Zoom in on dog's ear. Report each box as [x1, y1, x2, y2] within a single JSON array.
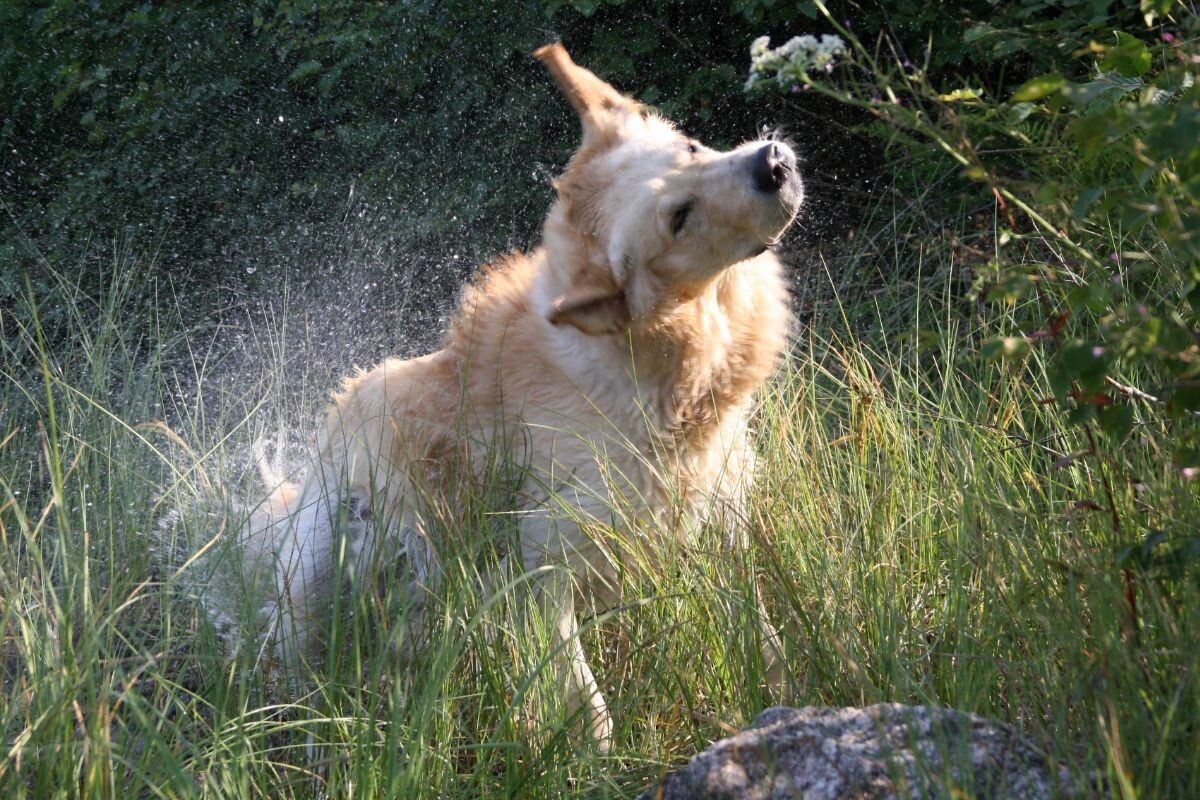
[[534, 43, 637, 146], [548, 280, 630, 336]]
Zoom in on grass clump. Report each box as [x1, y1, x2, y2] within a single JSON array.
[[2, 203, 1198, 799]]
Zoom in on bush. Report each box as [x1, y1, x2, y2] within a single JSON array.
[[744, 0, 1200, 582], [1, 1, 813, 296]]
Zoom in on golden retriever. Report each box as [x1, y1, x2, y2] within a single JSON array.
[[227, 43, 801, 749]]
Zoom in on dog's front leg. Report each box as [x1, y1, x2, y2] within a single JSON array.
[[721, 515, 787, 694], [520, 506, 613, 750], [720, 520, 787, 695], [705, 463, 788, 697], [532, 566, 613, 752]]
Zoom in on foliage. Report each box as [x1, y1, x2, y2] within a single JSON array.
[[745, 2, 1200, 466], [3, 1, 1200, 797], [0, 0, 782, 303], [744, 5, 1200, 732], [1, 1, 540, 284], [732, 0, 1147, 75]]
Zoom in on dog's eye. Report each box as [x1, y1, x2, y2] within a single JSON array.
[[671, 201, 693, 235], [687, 141, 699, 154]]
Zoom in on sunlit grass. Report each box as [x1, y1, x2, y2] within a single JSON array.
[[2, 221, 1198, 798]]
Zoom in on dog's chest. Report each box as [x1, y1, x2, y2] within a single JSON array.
[[531, 352, 744, 513]]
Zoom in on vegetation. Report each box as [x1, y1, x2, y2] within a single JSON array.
[[0, 0, 796, 304], [2, 1, 1198, 798], [748, 0, 1200, 460]]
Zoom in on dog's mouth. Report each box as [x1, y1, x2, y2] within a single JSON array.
[[755, 187, 803, 251], [779, 172, 804, 214]]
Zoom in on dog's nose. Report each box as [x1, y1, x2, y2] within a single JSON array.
[[752, 142, 794, 193]]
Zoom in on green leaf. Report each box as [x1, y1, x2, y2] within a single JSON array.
[[1098, 404, 1135, 442], [317, 65, 343, 98], [1061, 342, 1109, 390], [981, 336, 1030, 361], [1067, 403, 1098, 425], [963, 23, 1001, 45], [908, 328, 943, 353], [1115, 531, 1168, 569], [1035, 183, 1059, 204], [986, 273, 1034, 304], [1011, 73, 1065, 103], [569, 0, 602, 16], [1073, 188, 1104, 219], [1066, 284, 1111, 314], [1101, 31, 1151, 78], [938, 87, 984, 103], [1007, 101, 1036, 124], [1062, 72, 1143, 110], [1187, 282, 1200, 317], [1168, 385, 1200, 414], [1160, 319, 1193, 354], [1141, 0, 1175, 26]]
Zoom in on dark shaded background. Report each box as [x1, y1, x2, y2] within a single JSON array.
[[4, 0, 1134, 355], [0, 2, 894, 318]]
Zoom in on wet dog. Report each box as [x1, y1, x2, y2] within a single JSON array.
[[224, 43, 802, 749]]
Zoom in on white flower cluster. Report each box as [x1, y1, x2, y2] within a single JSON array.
[[745, 33, 847, 91]]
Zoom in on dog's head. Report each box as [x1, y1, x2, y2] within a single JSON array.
[[534, 43, 802, 336]]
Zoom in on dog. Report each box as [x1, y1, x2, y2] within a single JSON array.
[[225, 42, 802, 749]]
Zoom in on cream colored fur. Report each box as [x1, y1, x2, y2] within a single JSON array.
[[232, 43, 802, 749]]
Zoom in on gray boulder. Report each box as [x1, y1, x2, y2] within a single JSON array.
[[637, 704, 1082, 800]]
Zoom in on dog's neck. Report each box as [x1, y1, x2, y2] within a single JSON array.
[[530, 244, 790, 444], [633, 258, 790, 444]]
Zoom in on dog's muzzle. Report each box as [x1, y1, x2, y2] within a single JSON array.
[[752, 142, 796, 194]]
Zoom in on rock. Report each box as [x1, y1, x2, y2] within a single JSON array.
[[637, 704, 1081, 800]]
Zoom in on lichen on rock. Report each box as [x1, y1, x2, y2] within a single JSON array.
[[637, 704, 1084, 800]]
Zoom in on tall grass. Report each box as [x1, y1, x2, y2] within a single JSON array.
[[2, 215, 1197, 798]]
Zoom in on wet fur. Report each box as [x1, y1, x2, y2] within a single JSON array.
[[230, 43, 801, 748]]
